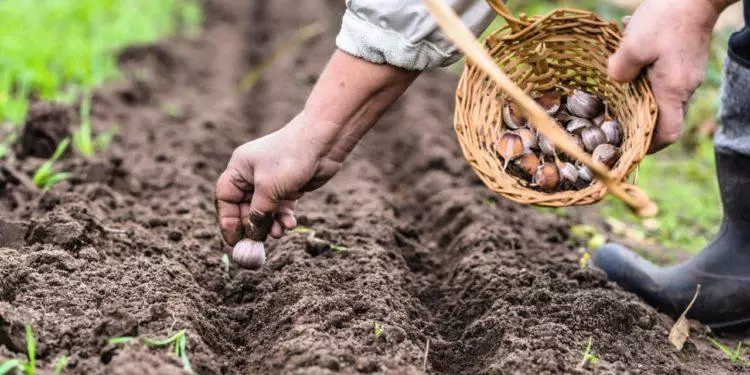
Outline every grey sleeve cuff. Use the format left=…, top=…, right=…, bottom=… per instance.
left=335, top=0, right=495, bottom=71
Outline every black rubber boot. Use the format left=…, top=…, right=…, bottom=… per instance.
left=592, top=148, right=750, bottom=330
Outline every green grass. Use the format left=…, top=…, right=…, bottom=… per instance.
left=707, top=337, right=748, bottom=365
left=0, top=0, right=202, bottom=125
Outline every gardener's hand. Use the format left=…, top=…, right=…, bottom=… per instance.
left=215, top=114, right=345, bottom=245
left=608, top=0, right=735, bottom=153
left=215, top=50, right=418, bottom=246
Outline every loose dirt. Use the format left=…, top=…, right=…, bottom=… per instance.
left=0, top=0, right=741, bottom=373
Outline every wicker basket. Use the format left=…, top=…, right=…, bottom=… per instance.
left=450, top=0, right=659, bottom=212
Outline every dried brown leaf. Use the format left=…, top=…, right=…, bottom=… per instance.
left=668, top=284, right=701, bottom=350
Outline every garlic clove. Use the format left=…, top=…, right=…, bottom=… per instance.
left=558, top=162, right=579, bottom=184
left=581, top=126, right=607, bottom=153
left=233, top=239, right=267, bottom=269
left=502, top=101, right=527, bottom=130
left=601, top=119, right=623, bottom=146
left=566, top=117, right=593, bottom=135
left=592, top=143, right=621, bottom=167
left=572, top=134, right=585, bottom=153
left=534, top=91, right=562, bottom=116
left=515, top=152, right=540, bottom=177
left=578, top=165, right=593, bottom=182
left=566, top=89, right=604, bottom=119
left=532, top=162, right=560, bottom=190
left=515, top=128, right=538, bottom=150
left=538, top=132, right=556, bottom=156
left=496, top=132, right=525, bottom=169
left=592, top=112, right=606, bottom=126
left=554, top=107, right=575, bottom=124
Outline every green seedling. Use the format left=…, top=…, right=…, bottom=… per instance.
left=32, top=138, right=71, bottom=189
left=72, top=94, right=118, bottom=157
left=372, top=322, right=384, bottom=344
left=0, top=130, right=18, bottom=159
left=221, top=253, right=230, bottom=273
left=143, top=330, right=192, bottom=372
left=109, top=331, right=191, bottom=372
left=162, top=103, right=184, bottom=119
left=289, top=226, right=348, bottom=252
left=53, top=355, right=68, bottom=375
left=707, top=337, right=749, bottom=365
left=576, top=336, right=599, bottom=370
left=0, top=324, right=37, bottom=375
left=107, top=336, right=134, bottom=345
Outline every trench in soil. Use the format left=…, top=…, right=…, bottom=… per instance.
left=0, top=0, right=739, bottom=374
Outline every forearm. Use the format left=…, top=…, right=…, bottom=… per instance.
left=300, top=49, right=420, bottom=163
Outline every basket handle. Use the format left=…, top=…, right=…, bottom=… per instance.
left=485, top=0, right=529, bottom=31
left=423, top=0, right=658, bottom=218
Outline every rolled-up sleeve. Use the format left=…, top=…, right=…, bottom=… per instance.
left=335, top=0, right=496, bottom=71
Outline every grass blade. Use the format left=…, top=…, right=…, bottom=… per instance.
left=178, top=334, right=192, bottom=372
left=25, top=324, right=35, bottom=375
left=0, top=360, right=21, bottom=375
left=54, top=355, right=68, bottom=375
left=107, top=337, right=134, bottom=345
left=238, top=23, right=324, bottom=93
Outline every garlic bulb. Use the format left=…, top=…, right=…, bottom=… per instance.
left=578, top=165, right=593, bottom=182
left=538, top=133, right=556, bottom=156
left=571, top=134, right=585, bottom=153
left=497, top=132, right=525, bottom=169
left=558, top=162, right=579, bottom=183
left=601, top=120, right=623, bottom=146
left=233, top=239, right=266, bottom=269
left=566, top=117, right=593, bottom=135
left=581, top=126, right=606, bottom=153
left=566, top=89, right=603, bottom=119
left=592, top=143, right=621, bottom=167
left=515, top=128, right=538, bottom=150
left=533, top=162, right=560, bottom=190
left=592, top=112, right=606, bottom=126
left=502, top=102, right=527, bottom=130
left=516, top=152, right=540, bottom=177
left=535, top=91, right=562, bottom=116
left=554, top=107, right=574, bottom=124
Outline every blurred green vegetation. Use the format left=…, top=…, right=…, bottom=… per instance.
left=0, top=0, right=202, bottom=125
left=479, top=0, right=734, bottom=255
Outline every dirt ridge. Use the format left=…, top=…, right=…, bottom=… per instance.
left=0, top=0, right=738, bottom=374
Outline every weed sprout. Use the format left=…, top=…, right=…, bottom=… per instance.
left=32, top=138, right=71, bottom=189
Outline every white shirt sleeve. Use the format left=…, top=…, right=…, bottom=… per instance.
left=335, top=0, right=496, bottom=71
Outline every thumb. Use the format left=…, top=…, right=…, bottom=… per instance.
left=608, top=40, right=654, bottom=83
left=242, top=188, right=277, bottom=242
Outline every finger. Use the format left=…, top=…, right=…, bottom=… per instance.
left=215, top=171, right=250, bottom=246
left=648, top=96, right=686, bottom=153
left=276, top=200, right=297, bottom=230
left=608, top=40, right=655, bottom=83
left=241, top=187, right=277, bottom=241
left=269, top=220, right=284, bottom=239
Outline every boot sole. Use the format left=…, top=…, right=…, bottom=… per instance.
left=707, top=316, right=750, bottom=332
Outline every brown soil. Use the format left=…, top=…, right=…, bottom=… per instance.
left=0, top=0, right=742, bottom=374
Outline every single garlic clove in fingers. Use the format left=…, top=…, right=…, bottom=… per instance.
left=232, top=239, right=267, bottom=269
